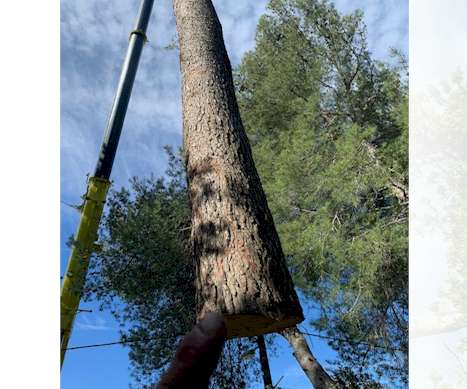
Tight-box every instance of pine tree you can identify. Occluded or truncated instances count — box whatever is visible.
[235,0,408,386]
[172,0,304,338]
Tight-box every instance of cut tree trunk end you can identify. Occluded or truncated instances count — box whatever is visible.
[281,327,340,389]
[172,0,303,339]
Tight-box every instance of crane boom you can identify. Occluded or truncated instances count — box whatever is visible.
[60,0,155,368]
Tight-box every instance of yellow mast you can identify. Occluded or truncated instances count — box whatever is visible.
[60,0,154,368]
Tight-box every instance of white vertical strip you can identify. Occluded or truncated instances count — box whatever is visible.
[410,0,467,387]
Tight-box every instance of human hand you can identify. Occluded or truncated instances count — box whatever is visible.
[154,312,227,389]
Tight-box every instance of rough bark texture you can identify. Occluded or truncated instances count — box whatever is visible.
[257,335,273,389]
[173,0,303,339]
[281,327,339,389]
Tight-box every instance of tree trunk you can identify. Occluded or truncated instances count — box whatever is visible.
[257,335,273,389]
[172,0,303,339]
[281,327,339,389]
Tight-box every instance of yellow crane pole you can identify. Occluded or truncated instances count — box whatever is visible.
[60,0,155,368]
[60,177,110,366]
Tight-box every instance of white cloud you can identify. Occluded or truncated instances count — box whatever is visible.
[60,0,271,204]
[76,315,114,331]
[61,0,407,202]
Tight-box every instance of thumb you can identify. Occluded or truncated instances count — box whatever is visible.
[155,312,227,389]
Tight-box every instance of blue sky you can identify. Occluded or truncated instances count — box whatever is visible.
[60,1,407,388]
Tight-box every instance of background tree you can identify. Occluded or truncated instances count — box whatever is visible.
[235,0,408,386]
[85,148,260,389]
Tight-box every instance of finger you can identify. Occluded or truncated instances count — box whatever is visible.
[155,312,227,389]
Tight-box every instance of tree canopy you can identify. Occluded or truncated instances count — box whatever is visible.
[235,0,407,385]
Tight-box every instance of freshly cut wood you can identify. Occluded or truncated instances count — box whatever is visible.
[172,0,304,338]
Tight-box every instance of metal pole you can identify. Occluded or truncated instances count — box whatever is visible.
[94,0,155,179]
[60,0,155,368]
[257,335,273,389]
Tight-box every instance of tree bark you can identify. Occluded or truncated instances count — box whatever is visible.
[281,326,339,389]
[172,0,303,339]
[257,335,273,389]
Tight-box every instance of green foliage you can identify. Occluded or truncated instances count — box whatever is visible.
[235,0,408,386]
[85,148,260,388]
[333,367,385,388]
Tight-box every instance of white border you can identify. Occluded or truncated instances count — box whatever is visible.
[410,0,467,387]
[0,1,60,388]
